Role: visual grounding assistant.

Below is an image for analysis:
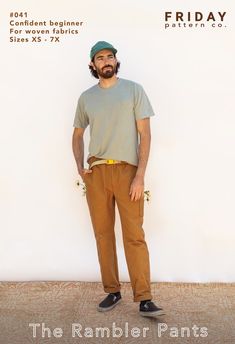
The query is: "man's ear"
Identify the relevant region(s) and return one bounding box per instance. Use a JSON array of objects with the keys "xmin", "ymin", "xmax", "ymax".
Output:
[{"xmin": 90, "ymin": 61, "xmax": 96, "ymax": 70}]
